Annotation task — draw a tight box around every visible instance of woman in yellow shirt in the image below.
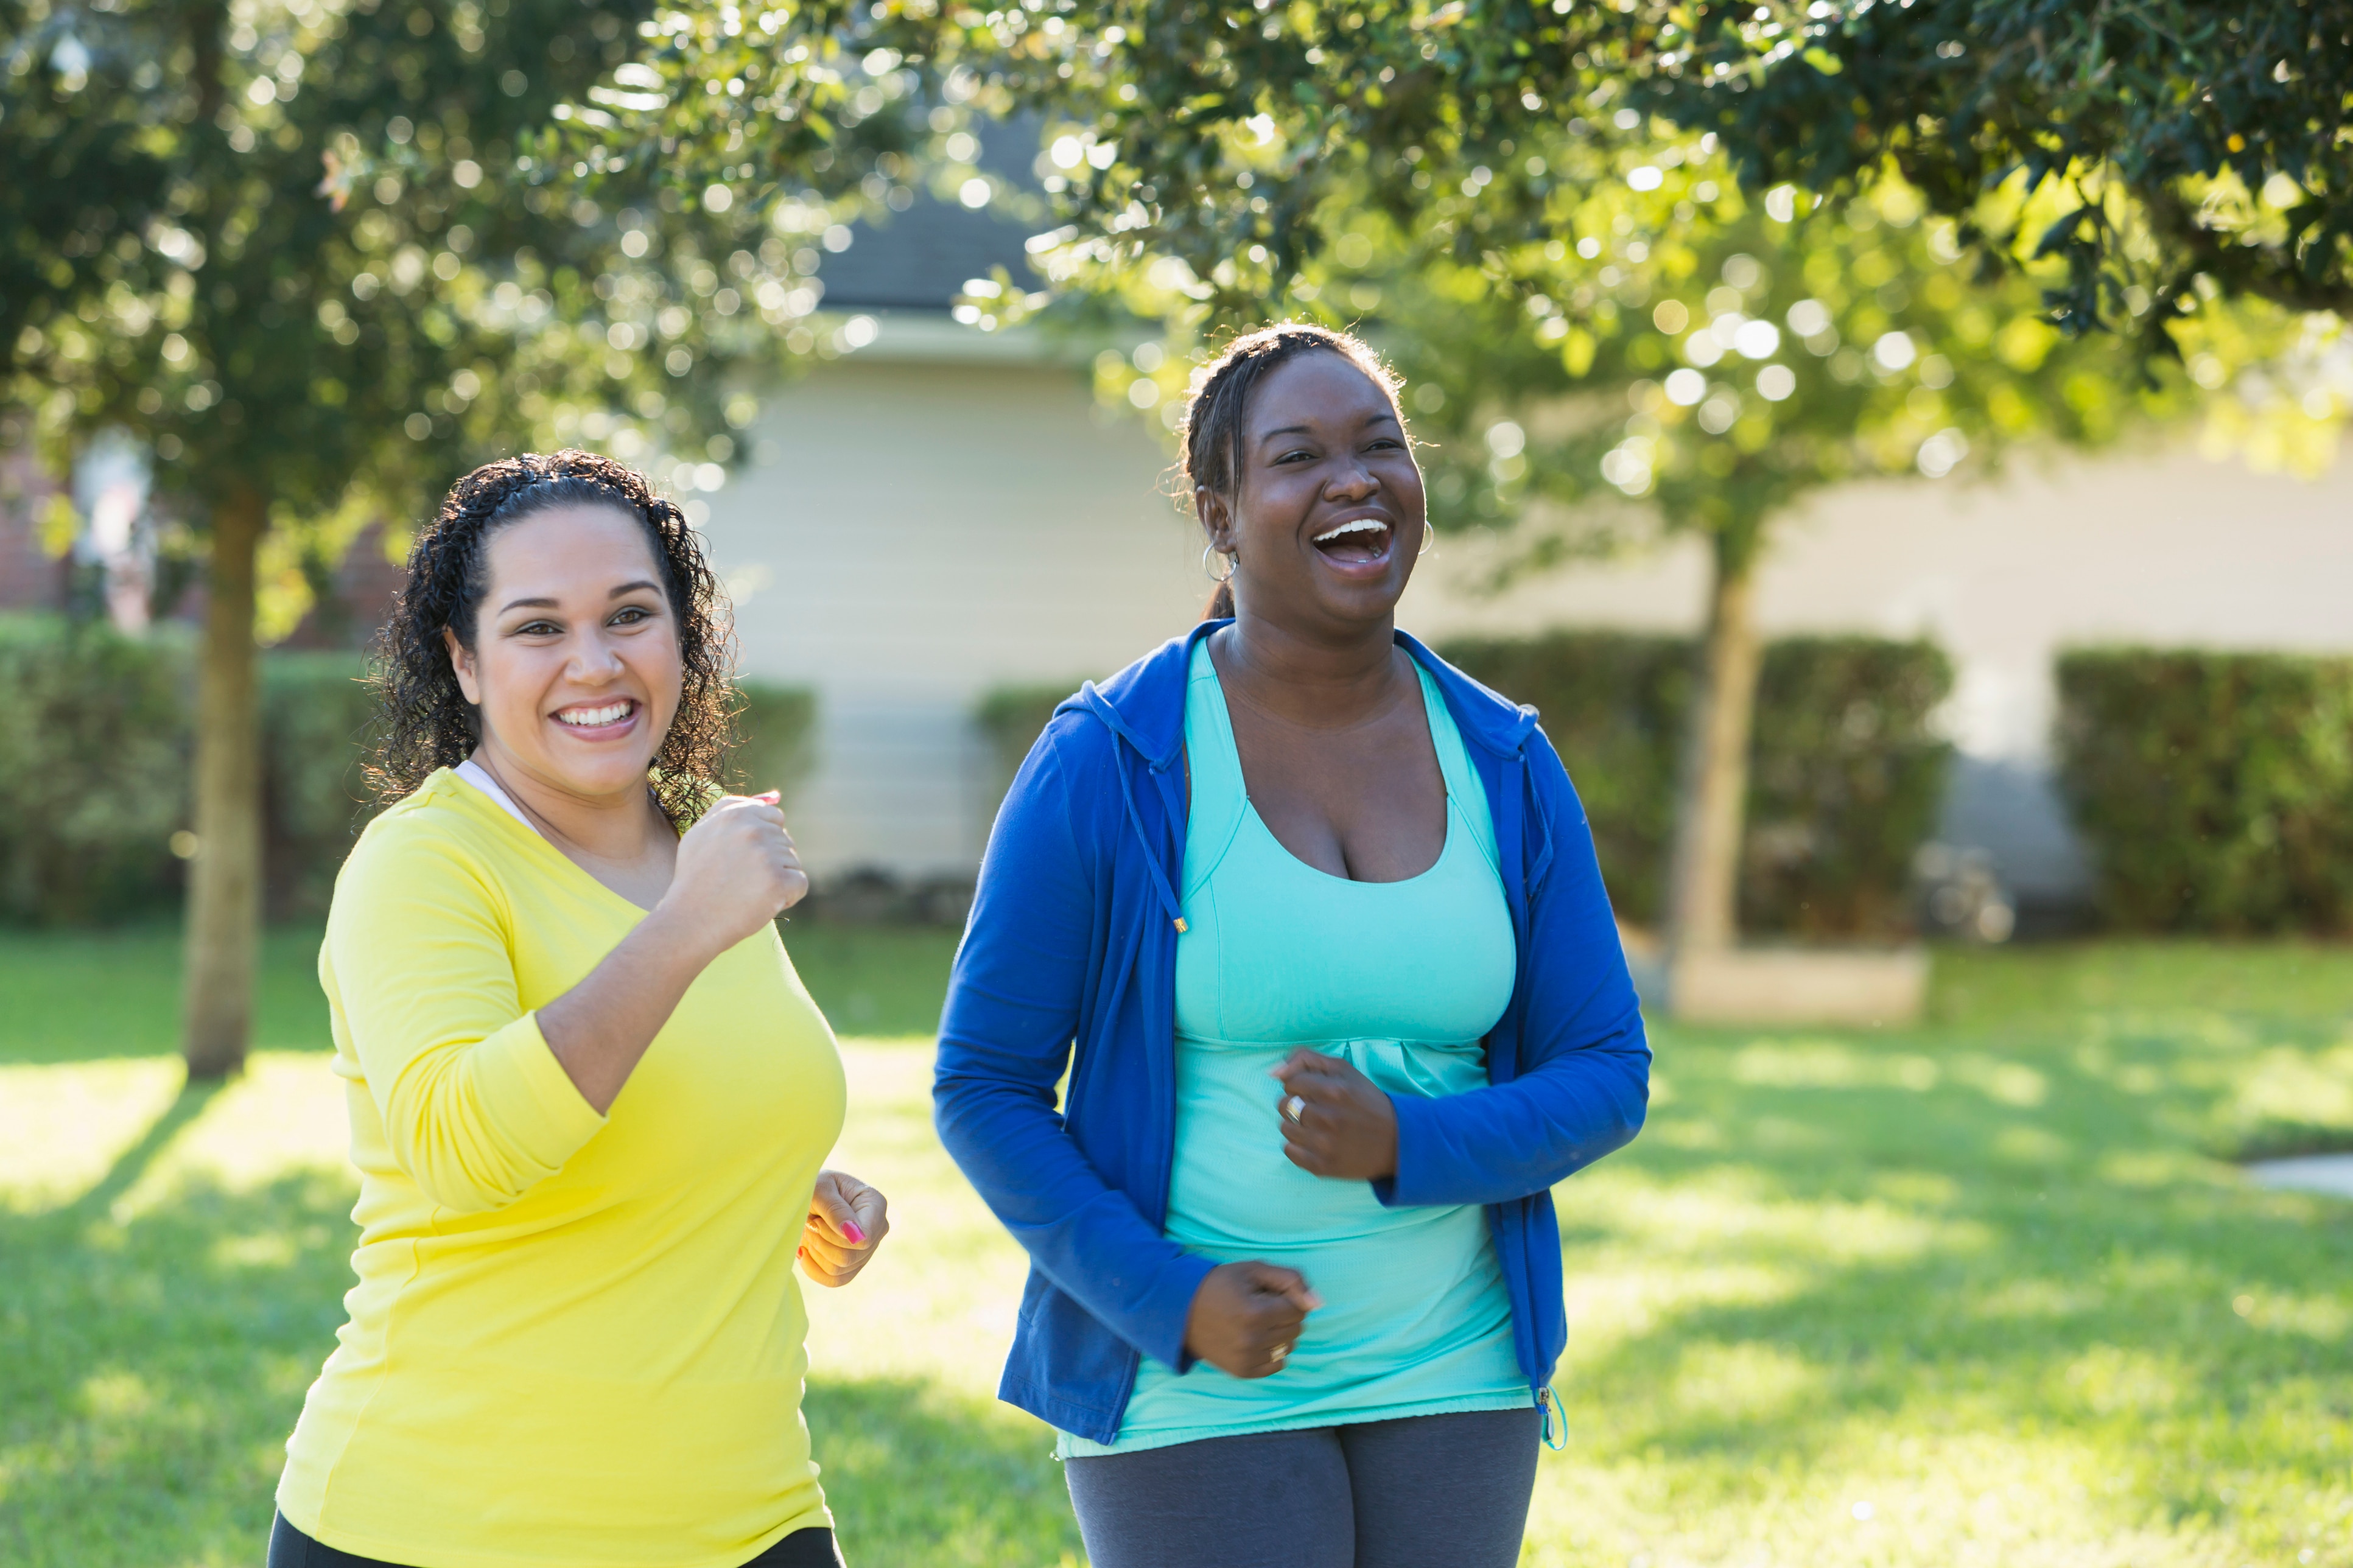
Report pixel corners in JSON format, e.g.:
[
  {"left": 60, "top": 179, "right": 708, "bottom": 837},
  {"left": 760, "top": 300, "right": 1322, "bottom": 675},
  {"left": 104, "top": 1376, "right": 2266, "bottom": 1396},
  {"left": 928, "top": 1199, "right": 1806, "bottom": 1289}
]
[{"left": 271, "top": 450, "right": 886, "bottom": 1568}]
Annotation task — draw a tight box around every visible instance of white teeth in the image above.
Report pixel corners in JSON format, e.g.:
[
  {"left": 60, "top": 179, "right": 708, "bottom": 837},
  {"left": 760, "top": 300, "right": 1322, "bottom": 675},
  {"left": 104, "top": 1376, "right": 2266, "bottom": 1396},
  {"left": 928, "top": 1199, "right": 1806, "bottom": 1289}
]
[
  {"left": 556, "top": 702, "right": 633, "bottom": 727},
  {"left": 1313, "top": 519, "right": 1389, "bottom": 543}
]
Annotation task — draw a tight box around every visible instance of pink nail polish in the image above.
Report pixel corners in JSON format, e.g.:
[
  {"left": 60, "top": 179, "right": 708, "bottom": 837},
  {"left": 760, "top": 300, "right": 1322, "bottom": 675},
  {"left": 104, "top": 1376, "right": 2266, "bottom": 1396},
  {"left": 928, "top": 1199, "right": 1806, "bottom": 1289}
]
[{"left": 843, "top": 1222, "right": 866, "bottom": 1244}]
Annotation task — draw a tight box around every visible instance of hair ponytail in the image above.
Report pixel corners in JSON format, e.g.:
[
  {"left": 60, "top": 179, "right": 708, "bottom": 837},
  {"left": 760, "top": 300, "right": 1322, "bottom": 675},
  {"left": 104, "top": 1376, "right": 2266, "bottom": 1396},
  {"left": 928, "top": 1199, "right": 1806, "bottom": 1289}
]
[{"left": 1202, "top": 579, "right": 1235, "bottom": 621}]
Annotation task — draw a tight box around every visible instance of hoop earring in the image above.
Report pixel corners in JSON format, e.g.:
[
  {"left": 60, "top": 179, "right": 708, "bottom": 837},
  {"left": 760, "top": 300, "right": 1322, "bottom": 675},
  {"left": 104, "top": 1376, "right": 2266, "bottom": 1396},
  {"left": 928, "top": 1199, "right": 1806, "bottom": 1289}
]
[
  {"left": 1203, "top": 544, "right": 1236, "bottom": 582},
  {"left": 1418, "top": 520, "right": 1436, "bottom": 556}
]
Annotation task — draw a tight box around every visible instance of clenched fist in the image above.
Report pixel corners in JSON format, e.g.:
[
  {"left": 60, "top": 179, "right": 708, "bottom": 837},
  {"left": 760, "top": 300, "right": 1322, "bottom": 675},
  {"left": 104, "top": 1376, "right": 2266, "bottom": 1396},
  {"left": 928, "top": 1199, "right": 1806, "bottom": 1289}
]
[
  {"left": 799, "top": 1169, "right": 890, "bottom": 1288},
  {"left": 1271, "top": 1048, "right": 1398, "bottom": 1181},
  {"left": 1183, "top": 1261, "right": 1322, "bottom": 1379},
  {"left": 660, "top": 790, "right": 807, "bottom": 957}
]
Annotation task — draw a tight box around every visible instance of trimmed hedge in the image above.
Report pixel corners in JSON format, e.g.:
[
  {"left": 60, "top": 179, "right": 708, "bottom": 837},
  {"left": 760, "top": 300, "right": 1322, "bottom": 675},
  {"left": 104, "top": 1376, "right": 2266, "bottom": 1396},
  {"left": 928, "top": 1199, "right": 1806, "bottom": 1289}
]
[
  {"left": 1429, "top": 632, "right": 1690, "bottom": 925},
  {"left": 727, "top": 682, "right": 821, "bottom": 803},
  {"left": 1741, "top": 637, "right": 1958, "bottom": 936},
  {"left": 0, "top": 615, "right": 190, "bottom": 923},
  {"left": 0, "top": 614, "right": 819, "bottom": 923},
  {"left": 262, "top": 654, "right": 380, "bottom": 915},
  {"left": 1445, "top": 632, "right": 1954, "bottom": 937},
  {"left": 257, "top": 671, "right": 820, "bottom": 915},
  {"left": 2055, "top": 649, "right": 2353, "bottom": 934},
  {"left": 975, "top": 632, "right": 1954, "bottom": 939},
  {"left": 976, "top": 683, "right": 1077, "bottom": 803}
]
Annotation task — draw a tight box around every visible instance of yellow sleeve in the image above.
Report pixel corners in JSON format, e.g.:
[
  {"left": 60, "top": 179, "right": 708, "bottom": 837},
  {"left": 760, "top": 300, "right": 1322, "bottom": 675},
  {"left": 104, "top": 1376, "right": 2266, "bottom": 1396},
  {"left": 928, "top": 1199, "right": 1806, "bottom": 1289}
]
[{"left": 326, "top": 814, "right": 606, "bottom": 1214}]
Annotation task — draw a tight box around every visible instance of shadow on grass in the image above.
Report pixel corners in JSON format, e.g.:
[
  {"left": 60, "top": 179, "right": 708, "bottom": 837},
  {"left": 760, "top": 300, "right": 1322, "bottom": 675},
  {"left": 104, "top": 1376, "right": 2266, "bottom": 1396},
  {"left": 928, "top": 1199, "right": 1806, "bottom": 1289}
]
[
  {"left": 1, "top": 1083, "right": 1079, "bottom": 1568},
  {"left": 807, "top": 1379, "right": 1081, "bottom": 1567},
  {"left": 1563, "top": 1013, "right": 2353, "bottom": 1534},
  {"left": 0, "top": 1083, "right": 354, "bottom": 1567},
  {"left": 60, "top": 1075, "right": 224, "bottom": 1220},
  {"left": 9, "top": 942, "right": 2351, "bottom": 1566}
]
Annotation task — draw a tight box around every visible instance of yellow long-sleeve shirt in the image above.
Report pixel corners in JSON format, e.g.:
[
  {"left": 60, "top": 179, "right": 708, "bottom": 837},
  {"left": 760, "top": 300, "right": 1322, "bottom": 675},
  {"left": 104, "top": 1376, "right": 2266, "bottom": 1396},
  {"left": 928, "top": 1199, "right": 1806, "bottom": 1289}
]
[{"left": 277, "top": 769, "right": 846, "bottom": 1568}]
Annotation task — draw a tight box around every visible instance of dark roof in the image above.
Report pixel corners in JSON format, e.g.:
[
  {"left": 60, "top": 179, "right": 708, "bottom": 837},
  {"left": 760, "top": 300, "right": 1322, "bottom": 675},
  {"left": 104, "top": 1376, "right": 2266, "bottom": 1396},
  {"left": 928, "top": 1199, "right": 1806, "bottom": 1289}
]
[{"left": 816, "top": 120, "right": 1043, "bottom": 313}]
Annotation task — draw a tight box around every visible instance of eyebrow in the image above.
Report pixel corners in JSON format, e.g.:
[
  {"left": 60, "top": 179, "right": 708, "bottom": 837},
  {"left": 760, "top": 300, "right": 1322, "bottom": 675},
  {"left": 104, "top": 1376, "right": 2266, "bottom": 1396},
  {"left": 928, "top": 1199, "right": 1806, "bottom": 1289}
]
[
  {"left": 497, "top": 581, "right": 664, "bottom": 615},
  {"left": 1255, "top": 411, "right": 1401, "bottom": 444}
]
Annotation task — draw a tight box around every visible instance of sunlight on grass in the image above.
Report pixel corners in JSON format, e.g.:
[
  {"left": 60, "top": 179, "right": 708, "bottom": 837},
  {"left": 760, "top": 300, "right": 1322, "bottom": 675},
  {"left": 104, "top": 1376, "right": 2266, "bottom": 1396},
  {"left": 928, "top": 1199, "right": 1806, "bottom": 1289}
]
[
  {"left": 107, "top": 1055, "right": 351, "bottom": 1219},
  {"left": 0, "top": 1058, "right": 183, "bottom": 1213},
  {"left": 2, "top": 936, "right": 2349, "bottom": 1567},
  {"left": 804, "top": 1045, "right": 1034, "bottom": 1398},
  {"left": 0, "top": 1054, "right": 352, "bottom": 1220},
  {"left": 2227, "top": 1038, "right": 2353, "bottom": 1153}
]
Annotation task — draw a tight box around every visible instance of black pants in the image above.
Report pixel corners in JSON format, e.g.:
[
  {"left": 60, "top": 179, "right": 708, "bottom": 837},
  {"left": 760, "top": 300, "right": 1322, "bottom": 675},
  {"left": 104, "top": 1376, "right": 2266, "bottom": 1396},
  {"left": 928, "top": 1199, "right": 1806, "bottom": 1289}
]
[
  {"left": 1062, "top": 1406, "right": 1542, "bottom": 1568},
  {"left": 266, "top": 1513, "right": 843, "bottom": 1568}
]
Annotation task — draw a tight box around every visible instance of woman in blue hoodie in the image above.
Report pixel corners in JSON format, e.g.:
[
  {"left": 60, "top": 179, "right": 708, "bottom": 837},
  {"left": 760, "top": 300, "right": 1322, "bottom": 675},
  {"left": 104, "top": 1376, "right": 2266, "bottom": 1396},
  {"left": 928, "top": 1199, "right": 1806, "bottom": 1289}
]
[{"left": 933, "top": 324, "right": 1649, "bottom": 1568}]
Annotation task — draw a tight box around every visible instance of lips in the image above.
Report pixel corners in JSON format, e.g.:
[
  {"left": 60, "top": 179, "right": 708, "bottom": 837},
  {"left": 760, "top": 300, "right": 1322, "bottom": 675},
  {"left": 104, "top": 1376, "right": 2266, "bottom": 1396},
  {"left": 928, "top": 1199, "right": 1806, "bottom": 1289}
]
[{"left": 1311, "top": 517, "right": 1394, "bottom": 566}]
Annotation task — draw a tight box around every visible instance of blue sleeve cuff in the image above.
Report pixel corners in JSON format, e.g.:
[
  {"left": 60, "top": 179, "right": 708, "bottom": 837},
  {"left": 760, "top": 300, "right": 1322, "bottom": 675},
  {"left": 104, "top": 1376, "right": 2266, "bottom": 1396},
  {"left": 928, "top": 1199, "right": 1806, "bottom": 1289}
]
[
  {"left": 1373, "top": 1090, "right": 1446, "bottom": 1208},
  {"left": 1141, "top": 1251, "right": 1221, "bottom": 1372}
]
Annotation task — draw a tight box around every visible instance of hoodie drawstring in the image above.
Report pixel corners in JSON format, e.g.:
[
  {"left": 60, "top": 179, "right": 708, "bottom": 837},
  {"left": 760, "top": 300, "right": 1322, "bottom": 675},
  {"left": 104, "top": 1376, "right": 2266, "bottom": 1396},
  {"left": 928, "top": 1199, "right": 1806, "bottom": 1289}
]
[{"left": 1112, "top": 746, "right": 1188, "bottom": 932}]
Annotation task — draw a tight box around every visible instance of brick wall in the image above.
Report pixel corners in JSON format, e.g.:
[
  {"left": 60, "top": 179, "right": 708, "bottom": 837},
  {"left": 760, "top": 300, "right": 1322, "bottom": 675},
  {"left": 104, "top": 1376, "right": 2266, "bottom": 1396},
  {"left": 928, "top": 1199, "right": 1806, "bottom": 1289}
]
[{"left": 278, "top": 520, "right": 407, "bottom": 650}]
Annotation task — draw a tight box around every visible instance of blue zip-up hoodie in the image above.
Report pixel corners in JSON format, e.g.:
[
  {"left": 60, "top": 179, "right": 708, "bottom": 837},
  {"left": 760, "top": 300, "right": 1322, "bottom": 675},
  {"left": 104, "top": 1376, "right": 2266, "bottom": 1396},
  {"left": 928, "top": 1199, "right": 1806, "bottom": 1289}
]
[{"left": 933, "top": 621, "right": 1650, "bottom": 1445}]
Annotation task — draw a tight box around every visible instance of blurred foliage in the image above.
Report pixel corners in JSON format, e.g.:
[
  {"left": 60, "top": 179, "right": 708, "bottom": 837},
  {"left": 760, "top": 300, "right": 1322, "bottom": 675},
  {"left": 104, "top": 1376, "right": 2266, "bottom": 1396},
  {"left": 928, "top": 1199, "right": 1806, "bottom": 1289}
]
[
  {"left": 0, "top": 628, "right": 378, "bottom": 922},
  {"left": 0, "top": 0, "right": 899, "bottom": 634},
  {"left": 1741, "top": 635, "right": 1953, "bottom": 937},
  {"left": 0, "top": 614, "right": 188, "bottom": 924},
  {"left": 1440, "top": 631, "right": 1688, "bottom": 919},
  {"left": 1625, "top": 3, "right": 2353, "bottom": 346},
  {"left": 973, "top": 679, "right": 1077, "bottom": 803},
  {"left": 1089, "top": 167, "right": 2214, "bottom": 578},
  {"left": 973, "top": 634, "right": 1950, "bottom": 938},
  {"left": 725, "top": 679, "right": 819, "bottom": 803},
  {"left": 629, "top": 1, "right": 2353, "bottom": 345},
  {"left": 259, "top": 653, "right": 376, "bottom": 915},
  {"left": 1444, "top": 632, "right": 1951, "bottom": 936},
  {"left": 619, "top": 2, "right": 2350, "bottom": 562},
  {"left": 2055, "top": 648, "right": 2353, "bottom": 936},
  {"left": 0, "top": 617, "right": 819, "bottom": 922}
]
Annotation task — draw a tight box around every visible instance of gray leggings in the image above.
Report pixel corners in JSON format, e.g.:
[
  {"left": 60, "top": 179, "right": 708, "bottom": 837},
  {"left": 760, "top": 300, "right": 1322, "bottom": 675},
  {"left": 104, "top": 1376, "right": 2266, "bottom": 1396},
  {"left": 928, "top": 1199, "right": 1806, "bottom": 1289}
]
[{"left": 1063, "top": 1407, "right": 1541, "bottom": 1568}]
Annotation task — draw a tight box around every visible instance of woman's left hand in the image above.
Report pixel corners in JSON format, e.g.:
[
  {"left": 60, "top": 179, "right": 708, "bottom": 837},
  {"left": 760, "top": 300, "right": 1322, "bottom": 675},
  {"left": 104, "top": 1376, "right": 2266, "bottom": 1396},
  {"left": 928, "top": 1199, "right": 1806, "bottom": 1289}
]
[
  {"left": 1271, "top": 1049, "right": 1399, "bottom": 1181},
  {"left": 799, "top": 1169, "right": 889, "bottom": 1288}
]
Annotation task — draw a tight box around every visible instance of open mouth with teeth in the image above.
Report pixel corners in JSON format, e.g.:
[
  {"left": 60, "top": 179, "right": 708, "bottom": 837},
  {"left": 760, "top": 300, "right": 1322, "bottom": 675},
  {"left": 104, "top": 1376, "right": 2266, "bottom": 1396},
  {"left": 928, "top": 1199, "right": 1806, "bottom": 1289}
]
[
  {"left": 1311, "top": 517, "right": 1394, "bottom": 566},
  {"left": 551, "top": 698, "right": 639, "bottom": 734}
]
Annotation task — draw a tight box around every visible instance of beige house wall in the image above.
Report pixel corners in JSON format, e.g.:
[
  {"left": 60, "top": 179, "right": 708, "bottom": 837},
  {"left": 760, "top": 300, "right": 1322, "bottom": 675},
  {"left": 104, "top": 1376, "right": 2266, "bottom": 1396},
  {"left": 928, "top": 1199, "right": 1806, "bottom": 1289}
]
[
  {"left": 701, "top": 317, "right": 2353, "bottom": 895},
  {"left": 698, "top": 329, "right": 1202, "bottom": 880}
]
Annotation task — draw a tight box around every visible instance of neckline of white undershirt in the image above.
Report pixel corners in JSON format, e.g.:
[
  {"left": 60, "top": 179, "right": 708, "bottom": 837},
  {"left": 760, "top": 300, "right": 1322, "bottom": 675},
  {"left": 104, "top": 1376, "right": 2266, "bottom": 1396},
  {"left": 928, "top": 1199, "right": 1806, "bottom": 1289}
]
[{"left": 455, "top": 758, "right": 544, "bottom": 839}]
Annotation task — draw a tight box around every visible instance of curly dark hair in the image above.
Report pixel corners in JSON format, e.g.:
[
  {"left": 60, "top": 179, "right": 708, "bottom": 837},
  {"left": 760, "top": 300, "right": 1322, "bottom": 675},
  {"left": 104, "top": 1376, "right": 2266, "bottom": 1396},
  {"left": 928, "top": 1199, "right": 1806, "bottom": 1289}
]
[
  {"left": 366, "top": 450, "right": 738, "bottom": 825},
  {"left": 1176, "top": 323, "right": 1407, "bottom": 621}
]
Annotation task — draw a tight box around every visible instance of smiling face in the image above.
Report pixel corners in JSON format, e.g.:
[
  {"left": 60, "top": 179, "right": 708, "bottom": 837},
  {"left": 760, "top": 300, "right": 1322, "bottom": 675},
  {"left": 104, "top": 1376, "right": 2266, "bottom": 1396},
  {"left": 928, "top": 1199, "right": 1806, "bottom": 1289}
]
[
  {"left": 1198, "top": 350, "right": 1426, "bottom": 635},
  {"left": 444, "top": 503, "right": 685, "bottom": 805}
]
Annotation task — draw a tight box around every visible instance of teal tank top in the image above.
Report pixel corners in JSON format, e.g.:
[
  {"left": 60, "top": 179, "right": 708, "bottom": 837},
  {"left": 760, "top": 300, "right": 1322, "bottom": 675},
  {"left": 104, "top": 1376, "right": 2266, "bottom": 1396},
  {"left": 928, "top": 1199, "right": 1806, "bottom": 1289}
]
[{"left": 1059, "top": 637, "right": 1527, "bottom": 1457}]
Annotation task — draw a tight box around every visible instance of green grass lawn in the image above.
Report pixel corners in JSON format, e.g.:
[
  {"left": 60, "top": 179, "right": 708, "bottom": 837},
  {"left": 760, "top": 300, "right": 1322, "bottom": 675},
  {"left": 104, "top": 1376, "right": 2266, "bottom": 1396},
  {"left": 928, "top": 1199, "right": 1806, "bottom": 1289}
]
[
  {"left": 0, "top": 919, "right": 961, "bottom": 1065},
  {"left": 2, "top": 930, "right": 2348, "bottom": 1567}
]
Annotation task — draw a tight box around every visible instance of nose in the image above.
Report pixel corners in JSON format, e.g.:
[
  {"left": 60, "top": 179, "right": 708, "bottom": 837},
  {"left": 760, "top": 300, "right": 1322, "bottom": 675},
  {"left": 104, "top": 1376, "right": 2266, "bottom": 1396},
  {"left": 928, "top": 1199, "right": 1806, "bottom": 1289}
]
[
  {"left": 567, "top": 626, "right": 627, "bottom": 684},
  {"left": 1324, "top": 458, "right": 1380, "bottom": 501}
]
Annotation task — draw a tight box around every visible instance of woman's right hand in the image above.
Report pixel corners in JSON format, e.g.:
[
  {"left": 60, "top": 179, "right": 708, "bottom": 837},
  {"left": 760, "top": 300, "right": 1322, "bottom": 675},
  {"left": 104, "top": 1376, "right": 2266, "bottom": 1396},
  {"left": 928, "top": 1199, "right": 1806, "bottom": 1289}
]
[
  {"left": 1182, "top": 1261, "right": 1322, "bottom": 1379},
  {"left": 659, "top": 791, "right": 808, "bottom": 955}
]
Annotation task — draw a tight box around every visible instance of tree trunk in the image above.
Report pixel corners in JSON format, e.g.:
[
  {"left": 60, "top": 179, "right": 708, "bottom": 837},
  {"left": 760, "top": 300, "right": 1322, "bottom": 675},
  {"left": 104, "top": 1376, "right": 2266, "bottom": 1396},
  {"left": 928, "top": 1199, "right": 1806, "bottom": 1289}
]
[
  {"left": 1664, "top": 530, "right": 1764, "bottom": 959},
  {"left": 182, "top": 486, "right": 265, "bottom": 1080}
]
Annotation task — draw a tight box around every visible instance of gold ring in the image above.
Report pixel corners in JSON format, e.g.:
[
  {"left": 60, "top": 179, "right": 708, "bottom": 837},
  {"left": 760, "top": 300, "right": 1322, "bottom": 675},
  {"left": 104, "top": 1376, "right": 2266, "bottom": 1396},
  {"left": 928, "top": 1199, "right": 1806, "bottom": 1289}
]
[
  {"left": 1283, "top": 1094, "right": 1307, "bottom": 1124},
  {"left": 1270, "top": 1343, "right": 1290, "bottom": 1363}
]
